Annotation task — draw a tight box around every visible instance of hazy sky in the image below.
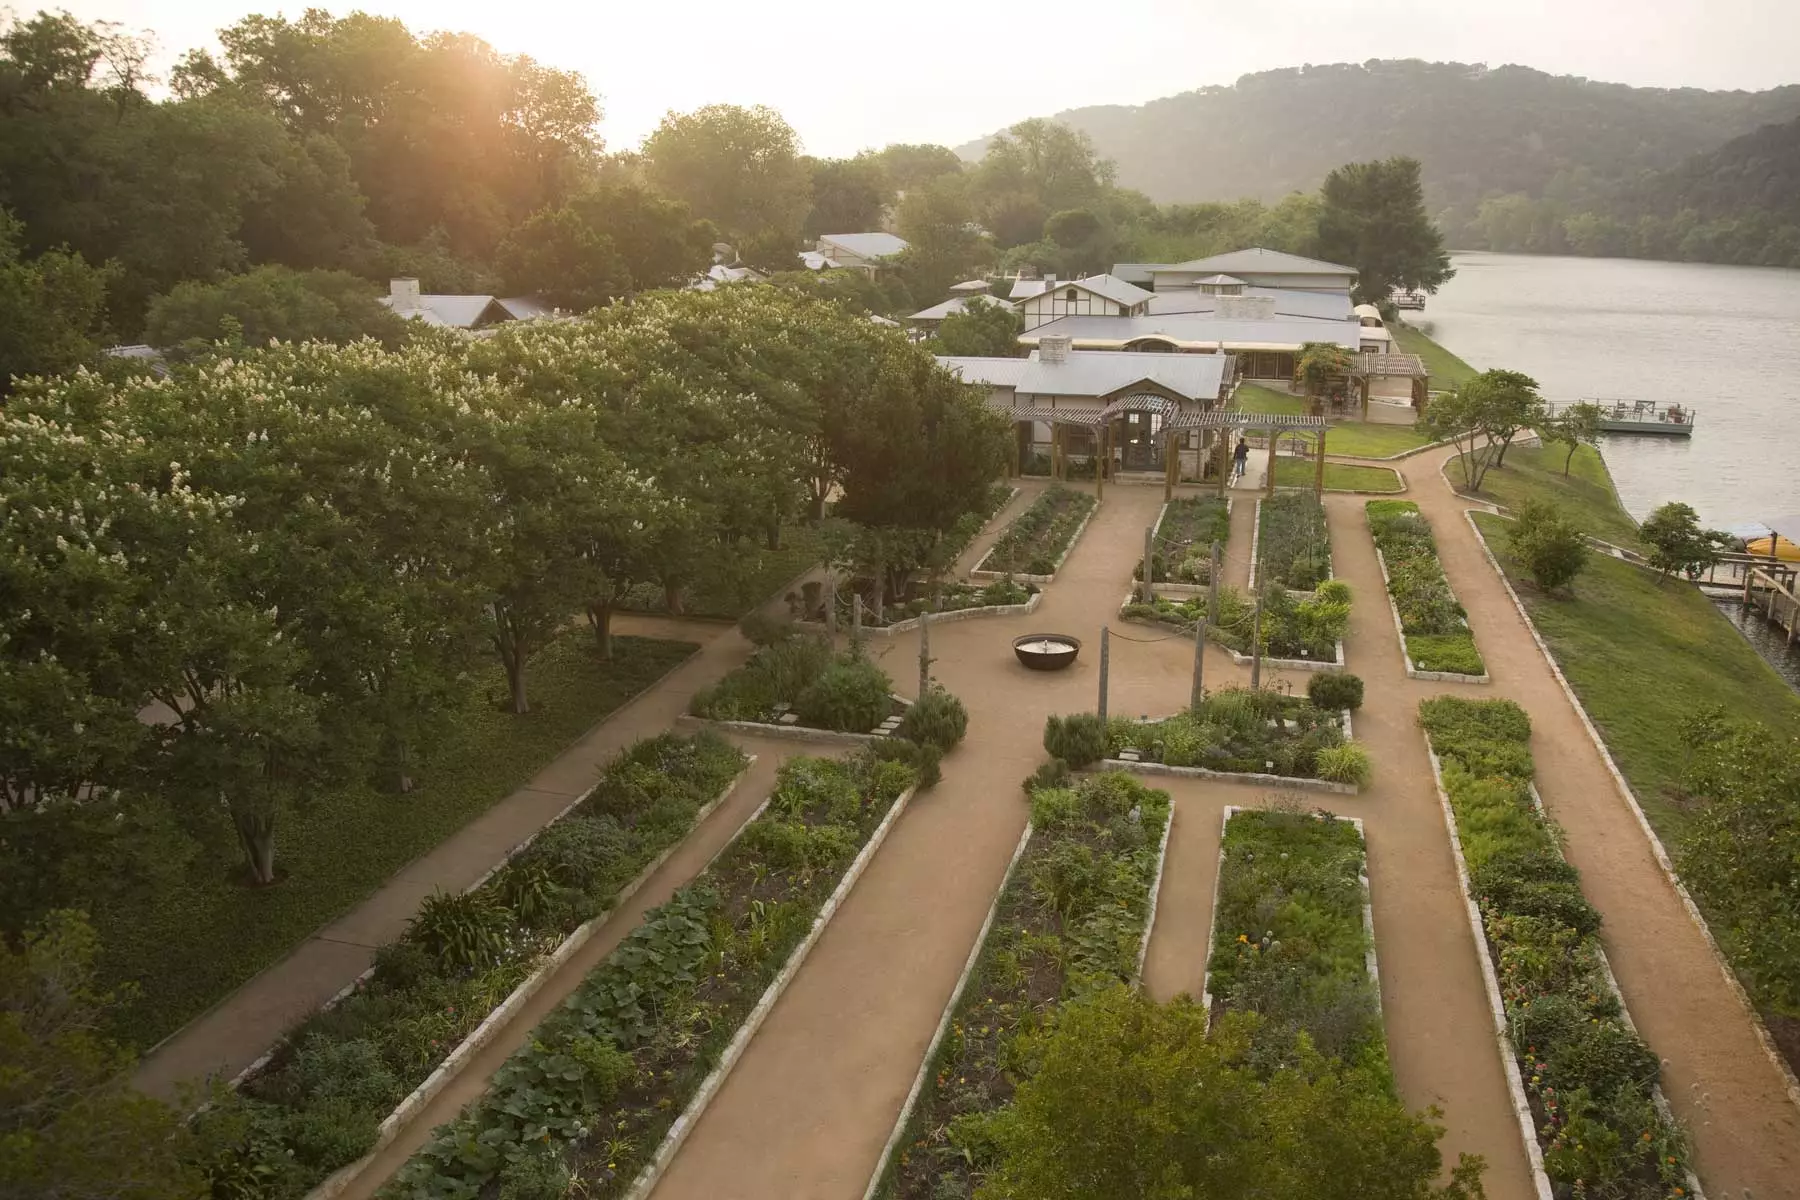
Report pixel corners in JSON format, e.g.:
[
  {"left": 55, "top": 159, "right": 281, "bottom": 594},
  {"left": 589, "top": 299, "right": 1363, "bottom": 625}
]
[{"left": 55, "top": 0, "right": 1800, "bottom": 157}]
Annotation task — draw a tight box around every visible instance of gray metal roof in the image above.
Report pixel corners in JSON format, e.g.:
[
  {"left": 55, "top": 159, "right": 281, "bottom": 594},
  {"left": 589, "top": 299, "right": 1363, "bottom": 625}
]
[
  {"left": 949, "top": 279, "right": 993, "bottom": 294},
  {"left": 938, "top": 356, "right": 1032, "bottom": 388},
  {"left": 818, "top": 232, "right": 909, "bottom": 260},
  {"left": 1157, "top": 247, "right": 1357, "bottom": 276},
  {"left": 1009, "top": 279, "right": 1050, "bottom": 300},
  {"left": 1022, "top": 312, "right": 1362, "bottom": 352},
  {"left": 1197, "top": 274, "right": 1246, "bottom": 286},
  {"left": 1069, "top": 273, "right": 1155, "bottom": 307},
  {"left": 940, "top": 349, "right": 1231, "bottom": 401},
  {"left": 910, "top": 295, "right": 1014, "bottom": 322},
  {"left": 1110, "top": 263, "right": 1160, "bottom": 286},
  {"left": 1148, "top": 286, "right": 1350, "bottom": 321},
  {"left": 497, "top": 295, "right": 554, "bottom": 320},
  {"left": 380, "top": 294, "right": 513, "bottom": 328}
]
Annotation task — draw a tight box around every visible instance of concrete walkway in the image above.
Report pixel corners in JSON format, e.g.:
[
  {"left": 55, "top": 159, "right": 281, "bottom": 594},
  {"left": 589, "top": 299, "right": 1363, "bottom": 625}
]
[{"left": 133, "top": 613, "right": 760, "bottom": 1100}]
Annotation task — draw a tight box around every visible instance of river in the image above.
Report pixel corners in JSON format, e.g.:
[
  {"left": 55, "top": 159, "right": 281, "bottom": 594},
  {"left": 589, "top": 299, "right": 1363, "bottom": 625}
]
[{"left": 1414, "top": 251, "right": 1799, "bottom": 531}]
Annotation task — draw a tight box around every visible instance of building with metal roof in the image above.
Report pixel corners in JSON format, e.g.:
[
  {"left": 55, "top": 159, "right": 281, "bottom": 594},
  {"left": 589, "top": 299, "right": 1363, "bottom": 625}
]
[
  {"left": 804, "top": 232, "right": 909, "bottom": 275},
  {"left": 380, "top": 278, "right": 556, "bottom": 329},
  {"left": 909, "top": 294, "right": 1016, "bottom": 327},
  {"left": 1013, "top": 274, "right": 1155, "bottom": 331},
  {"left": 1111, "top": 247, "right": 1359, "bottom": 295}
]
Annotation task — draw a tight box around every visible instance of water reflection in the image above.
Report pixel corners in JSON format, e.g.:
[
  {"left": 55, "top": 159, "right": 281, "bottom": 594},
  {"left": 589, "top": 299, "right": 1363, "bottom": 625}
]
[{"left": 1709, "top": 597, "right": 1800, "bottom": 694}]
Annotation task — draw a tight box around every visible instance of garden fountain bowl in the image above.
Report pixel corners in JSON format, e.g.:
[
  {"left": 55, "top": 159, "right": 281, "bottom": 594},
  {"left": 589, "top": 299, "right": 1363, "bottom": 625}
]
[{"left": 1014, "top": 633, "right": 1081, "bottom": 671}]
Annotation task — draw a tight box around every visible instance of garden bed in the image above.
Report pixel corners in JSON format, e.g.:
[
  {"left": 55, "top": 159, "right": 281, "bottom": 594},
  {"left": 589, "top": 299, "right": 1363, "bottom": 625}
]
[
  {"left": 1120, "top": 578, "right": 1350, "bottom": 672},
  {"left": 384, "top": 752, "right": 919, "bottom": 1200},
  {"left": 688, "top": 634, "right": 909, "bottom": 738},
  {"left": 970, "top": 485, "right": 1098, "bottom": 582},
  {"left": 1420, "top": 696, "right": 1698, "bottom": 1200},
  {"left": 202, "top": 733, "right": 750, "bottom": 1200},
  {"left": 1248, "top": 490, "right": 1333, "bottom": 594},
  {"left": 1368, "top": 500, "right": 1489, "bottom": 682},
  {"left": 867, "top": 772, "right": 1172, "bottom": 1200},
  {"left": 1099, "top": 688, "right": 1369, "bottom": 793},
  {"left": 1133, "top": 495, "right": 1232, "bottom": 596},
  {"left": 805, "top": 577, "right": 1040, "bottom": 638}
]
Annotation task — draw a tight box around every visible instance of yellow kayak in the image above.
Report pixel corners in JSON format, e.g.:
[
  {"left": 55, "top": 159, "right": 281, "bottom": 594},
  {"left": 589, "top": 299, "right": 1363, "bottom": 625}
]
[{"left": 1745, "top": 534, "right": 1800, "bottom": 561}]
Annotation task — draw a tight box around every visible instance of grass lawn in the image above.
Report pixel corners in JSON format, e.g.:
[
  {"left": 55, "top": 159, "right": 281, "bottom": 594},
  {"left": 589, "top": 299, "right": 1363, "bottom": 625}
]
[
  {"left": 1473, "top": 512, "right": 1800, "bottom": 835},
  {"left": 1235, "top": 383, "right": 1307, "bottom": 415},
  {"left": 100, "top": 632, "right": 699, "bottom": 1048},
  {"left": 1321, "top": 421, "right": 1436, "bottom": 458},
  {"left": 1393, "top": 323, "right": 1478, "bottom": 388},
  {"left": 1454, "top": 443, "right": 1644, "bottom": 551},
  {"left": 620, "top": 523, "right": 822, "bottom": 619},
  {"left": 1273, "top": 458, "right": 1403, "bottom": 492}
]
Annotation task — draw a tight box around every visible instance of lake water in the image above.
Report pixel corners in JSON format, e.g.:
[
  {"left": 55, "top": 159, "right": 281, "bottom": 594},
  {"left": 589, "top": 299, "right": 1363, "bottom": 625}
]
[{"left": 1415, "top": 251, "right": 1799, "bottom": 531}]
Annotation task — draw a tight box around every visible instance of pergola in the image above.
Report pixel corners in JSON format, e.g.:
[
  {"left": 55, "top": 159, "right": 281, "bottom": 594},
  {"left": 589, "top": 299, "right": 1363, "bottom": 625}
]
[
  {"left": 988, "top": 393, "right": 1333, "bottom": 499},
  {"left": 1349, "top": 352, "right": 1430, "bottom": 415}
]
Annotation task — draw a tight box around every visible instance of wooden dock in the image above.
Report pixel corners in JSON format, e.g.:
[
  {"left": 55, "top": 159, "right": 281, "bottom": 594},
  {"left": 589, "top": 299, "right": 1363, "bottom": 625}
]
[{"left": 1741, "top": 562, "right": 1799, "bottom": 646}]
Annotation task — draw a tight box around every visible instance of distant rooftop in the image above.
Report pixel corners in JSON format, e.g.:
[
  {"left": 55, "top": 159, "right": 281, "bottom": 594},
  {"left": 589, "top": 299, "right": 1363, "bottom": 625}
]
[
  {"left": 1155, "top": 247, "right": 1357, "bottom": 276},
  {"left": 817, "top": 231, "right": 910, "bottom": 260},
  {"left": 939, "top": 347, "right": 1232, "bottom": 402}
]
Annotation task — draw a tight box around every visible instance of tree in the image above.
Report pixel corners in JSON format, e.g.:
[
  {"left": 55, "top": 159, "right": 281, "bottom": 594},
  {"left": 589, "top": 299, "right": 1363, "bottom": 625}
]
[
  {"left": 568, "top": 182, "right": 713, "bottom": 292},
  {"left": 872, "top": 143, "right": 964, "bottom": 191},
  {"left": 0, "top": 212, "right": 113, "bottom": 396},
  {"left": 495, "top": 206, "right": 628, "bottom": 312},
  {"left": 1314, "top": 157, "right": 1454, "bottom": 307},
  {"left": 1537, "top": 401, "right": 1602, "bottom": 474},
  {"left": 1469, "top": 369, "right": 1546, "bottom": 466},
  {"left": 1427, "top": 369, "right": 1546, "bottom": 490},
  {"left": 1639, "top": 501, "right": 1729, "bottom": 580},
  {"left": 642, "top": 104, "right": 811, "bottom": 242},
  {"left": 976, "top": 985, "right": 1484, "bottom": 1200},
  {"left": 143, "top": 265, "right": 406, "bottom": 351},
  {"left": 804, "top": 154, "right": 892, "bottom": 237},
  {"left": 975, "top": 118, "right": 1114, "bottom": 216},
  {"left": 1508, "top": 498, "right": 1590, "bottom": 592},
  {"left": 1294, "top": 342, "right": 1354, "bottom": 400},
  {"left": 931, "top": 297, "right": 1023, "bottom": 357},
  {"left": 895, "top": 174, "right": 987, "bottom": 302},
  {"left": 0, "top": 910, "right": 206, "bottom": 1199}
]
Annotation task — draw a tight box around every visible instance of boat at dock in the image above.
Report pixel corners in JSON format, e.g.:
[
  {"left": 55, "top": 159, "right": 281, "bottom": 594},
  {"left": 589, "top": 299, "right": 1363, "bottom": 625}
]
[
  {"left": 1390, "top": 287, "right": 1426, "bottom": 310},
  {"left": 1548, "top": 398, "right": 1697, "bottom": 437}
]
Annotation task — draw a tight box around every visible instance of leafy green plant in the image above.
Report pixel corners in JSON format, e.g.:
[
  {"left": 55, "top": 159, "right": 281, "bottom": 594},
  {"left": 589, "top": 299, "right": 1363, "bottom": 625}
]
[
  {"left": 1257, "top": 490, "right": 1331, "bottom": 590},
  {"left": 796, "top": 656, "right": 894, "bottom": 732},
  {"left": 1314, "top": 742, "right": 1372, "bottom": 788},
  {"left": 870, "top": 737, "right": 943, "bottom": 789},
  {"left": 1508, "top": 498, "right": 1590, "bottom": 592},
  {"left": 896, "top": 687, "right": 969, "bottom": 752},
  {"left": 406, "top": 889, "right": 512, "bottom": 971},
  {"left": 1307, "top": 671, "right": 1365, "bottom": 711},
  {"left": 1368, "top": 500, "right": 1486, "bottom": 676},
  {"left": 1134, "top": 496, "right": 1230, "bottom": 582},
  {"left": 1043, "top": 713, "right": 1108, "bottom": 768},
  {"left": 980, "top": 486, "right": 1096, "bottom": 575},
  {"left": 493, "top": 862, "right": 558, "bottom": 929}
]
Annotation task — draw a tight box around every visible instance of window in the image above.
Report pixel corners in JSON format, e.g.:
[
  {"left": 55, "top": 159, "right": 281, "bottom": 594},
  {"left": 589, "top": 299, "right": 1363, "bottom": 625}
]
[{"left": 1065, "top": 287, "right": 1079, "bottom": 301}]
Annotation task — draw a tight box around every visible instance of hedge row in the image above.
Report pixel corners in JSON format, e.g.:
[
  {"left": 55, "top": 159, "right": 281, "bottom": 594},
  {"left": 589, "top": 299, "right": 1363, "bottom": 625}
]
[
  {"left": 384, "top": 752, "right": 917, "bottom": 1199},
  {"left": 194, "top": 732, "right": 747, "bottom": 1199},
  {"left": 1367, "top": 500, "right": 1486, "bottom": 677},
  {"left": 1420, "top": 696, "right": 1691, "bottom": 1197},
  {"left": 874, "top": 772, "right": 1171, "bottom": 1199},
  {"left": 977, "top": 485, "right": 1095, "bottom": 575}
]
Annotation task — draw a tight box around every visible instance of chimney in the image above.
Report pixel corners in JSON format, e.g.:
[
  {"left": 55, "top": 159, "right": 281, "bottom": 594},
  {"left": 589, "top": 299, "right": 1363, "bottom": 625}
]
[
  {"left": 389, "top": 277, "right": 421, "bottom": 310},
  {"left": 1039, "top": 334, "right": 1072, "bottom": 364}
]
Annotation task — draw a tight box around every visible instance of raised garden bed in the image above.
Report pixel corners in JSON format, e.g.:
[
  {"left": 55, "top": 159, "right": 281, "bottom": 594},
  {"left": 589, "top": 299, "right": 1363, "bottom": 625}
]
[
  {"left": 970, "top": 485, "right": 1098, "bottom": 582},
  {"left": 807, "top": 577, "right": 1040, "bottom": 638},
  {"left": 1133, "top": 495, "right": 1231, "bottom": 595},
  {"left": 1249, "top": 490, "right": 1333, "bottom": 594},
  {"left": 199, "top": 733, "right": 750, "bottom": 1200},
  {"left": 1368, "top": 500, "right": 1489, "bottom": 681},
  {"left": 1120, "top": 578, "right": 1350, "bottom": 672},
  {"left": 689, "top": 636, "right": 908, "bottom": 739},
  {"left": 1100, "top": 688, "right": 1369, "bottom": 793},
  {"left": 385, "top": 752, "right": 918, "bottom": 1200},
  {"left": 1420, "top": 696, "right": 1697, "bottom": 1200},
  {"left": 867, "top": 772, "right": 1172, "bottom": 1200}
]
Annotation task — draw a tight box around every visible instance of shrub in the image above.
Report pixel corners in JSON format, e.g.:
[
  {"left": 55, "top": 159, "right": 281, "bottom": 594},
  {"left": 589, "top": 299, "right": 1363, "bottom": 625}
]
[
  {"left": 1023, "top": 758, "right": 1071, "bottom": 794},
  {"left": 516, "top": 814, "right": 628, "bottom": 892},
  {"left": 796, "top": 656, "right": 894, "bottom": 731},
  {"left": 737, "top": 610, "right": 795, "bottom": 647},
  {"left": 1043, "top": 713, "right": 1108, "bottom": 768},
  {"left": 1314, "top": 742, "right": 1372, "bottom": 788},
  {"left": 896, "top": 687, "right": 969, "bottom": 751},
  {"left": 405, "top": 889, "right": 512, "bottom": 970},
  {"left": 1509, "top": 498, "right": 1591, "bottom": 592},
  {"left": 1306, "top": 671, "right": 1364, "bottom": 711},
  {"left": 871, "top": 737, "right": 943, "bottom": 789}
]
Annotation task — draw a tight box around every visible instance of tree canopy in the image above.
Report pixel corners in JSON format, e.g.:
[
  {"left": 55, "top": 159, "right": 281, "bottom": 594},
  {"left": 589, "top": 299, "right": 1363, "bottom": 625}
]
[{"left": 1315, "top": 157, "right": 1454, "bottom": 305}]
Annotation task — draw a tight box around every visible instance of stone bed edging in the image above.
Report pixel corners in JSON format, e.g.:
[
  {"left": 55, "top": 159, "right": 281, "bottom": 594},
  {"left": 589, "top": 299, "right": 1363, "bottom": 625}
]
[
  {"left": 796, "top": 588, "right": 1041, "bottom": 639},
  {"left": 1199, "top": 807, "right": 1375, "bottom": 1020},
  {"left": 1247, "top": 496, "right": 1336, "bottom": 597},
  {"left": 1098, "top": 757, "right": 1358, "bottom": 795},
  {"left": 1116, "top": 590, "right": 1346, "bottom": 674},
  {"left": 860, "top": 782, "right": 1176, "bottom": 1200},
  {"left": 1464, "top": 509, "right": 1800, "bottom": 1114},
  {"left": 626, "top": 781, "right": 921, "bottom": 1200},
  {"left": 1423, "top": 746, "right": 1556, "bottom": 1200},
  {"left": 1133, "top": 496, "right": 1233, "bottom": 600},
  {"left": 301, "top": 760, "right": 757, "bottom": 1200},
  {"left": 970, "top": 494, "right": 1101, "bottom": 584},
  {"left": 1373, "top": 544, "right": 1492, "bottom": 684}
]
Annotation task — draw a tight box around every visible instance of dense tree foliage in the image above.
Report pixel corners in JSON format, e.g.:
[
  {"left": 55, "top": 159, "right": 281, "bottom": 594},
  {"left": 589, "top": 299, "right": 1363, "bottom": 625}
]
[
  {"left": 0, "top": 210, "right": 113, "bottom": 394},
  {"left": 143, "top": 265, "right": 407, "bottom": 351},
  {"left": 1315, "top": 157, "right": 1453, "bottom": 303},
  {"left": 642, "top": 104, "right": 810, "bottom": 244},
  {"left": 930, "top": 297, "right": 1024, "bottom": 357}
]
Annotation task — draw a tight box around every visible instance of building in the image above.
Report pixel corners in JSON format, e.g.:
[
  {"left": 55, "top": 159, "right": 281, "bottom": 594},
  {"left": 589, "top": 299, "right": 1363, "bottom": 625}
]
[
  {"left": 800, "top": 232, "right": 910, "bottom": 275},
  {"left": 689, "top": 262, "right": 767, "bottom": 292},
  {"left": 1113, "top": 247, "right": 1359, "bottom": 294},
  {"left": 1009, "top": 274, "right": 1155, "bottom": 331},
  {"left": 907, "top": 293, "right": 1015, "bottom": 333},
  {"left": 380, "top": 278, "right": 550, "bottom": 329},
  {"left": 939, "top": 335, "right": 1239, "bottom": 483}
]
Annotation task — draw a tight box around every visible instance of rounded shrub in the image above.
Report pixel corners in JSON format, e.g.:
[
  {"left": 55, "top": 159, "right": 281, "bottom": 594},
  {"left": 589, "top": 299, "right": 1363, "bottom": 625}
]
[
  {"left": 1043, "top": 712, "right": 1108, "bottom": 769},
  {"left": 1023, "top": 757, "right": 1072, "bottom": 795},
  {"left": 796, "top": 656, "right": 893, "bottom": 732},
  {"left": 870, "top": 737, "right": 943, "bottom": 789},
  {"left": 896, "top": 687, "right": 969, "bottom": 751},
  {"left": 1306, "top": 671, "right": 1365, "bottom": 712},
  {"left": 1314, "top": 742, "right": 1372, "bottom": 789}
]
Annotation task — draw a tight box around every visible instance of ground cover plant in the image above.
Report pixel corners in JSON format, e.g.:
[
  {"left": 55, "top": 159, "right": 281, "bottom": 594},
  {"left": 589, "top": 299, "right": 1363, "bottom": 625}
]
[
  {"left": 383, "top": 752, "right": 916, "bottom": 1199},
  {"left": 1367, "top": 500, "right": 1486, "bottom": 676},
  {"left": 1123, "top": 580, "right": 1352, "bottom": 663},
  {"left": 874, "top": 773, "right": 1171, "bottom": 1199},
  {"left": 1420, "top": 696, "right": 1691, "bottom": 1196},
  {"left": 1256, "top": 490, "right": 1332, "bottom": 591},
  {"left": 187, "top": 733, "right": 747, "bottom": 1198},
  {"left": 1393, "top": 323, "right": 1478, "bottom": 389},
  {"left": 1135, "top": 495, "right": 1231, "bottom": 584},
  {"left": 1464, "top": 443, "right": 1645, "bottom": 552},
  {"left": 1272, "top": 457, "right": 1405, "bottom": 491},
  {"left": 1103, "top": 687, "right": 1370, "bottom": 788},
  {"left": 1316, "top": 420, "right": 1437, "bottom": 459},
  {"left": 689, "top": 631, "right": 899, "bottom": 732},
  {"left": 976, "top": 486, "right": 1096, "bottom": 575},
  {"left": 617, "top": 524, "right": 824, "bottom": 619}
]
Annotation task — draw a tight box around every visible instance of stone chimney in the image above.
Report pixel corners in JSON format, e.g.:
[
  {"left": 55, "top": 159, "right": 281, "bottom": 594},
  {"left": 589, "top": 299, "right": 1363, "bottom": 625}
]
[
  {"left": 389, "top": 277, "right": 422, "bottom": 310},
  {"left": 1216, "top": 295, "right": 1276, "bottom": 321},
  {"left": 1039, "top": 334, "right": 1073, "bottom": 364}
]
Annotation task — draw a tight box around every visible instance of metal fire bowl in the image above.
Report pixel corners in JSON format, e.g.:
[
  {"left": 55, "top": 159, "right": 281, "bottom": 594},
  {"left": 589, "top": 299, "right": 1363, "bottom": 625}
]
[{"left": 1013, "top": 633, "right": 1082, "bottom": 671}]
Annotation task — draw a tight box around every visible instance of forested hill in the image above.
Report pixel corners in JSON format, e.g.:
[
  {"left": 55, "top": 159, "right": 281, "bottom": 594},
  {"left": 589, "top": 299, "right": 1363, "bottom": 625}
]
[
  {"left": 1633, "top": 113, "right": 1800, "bottom": 222},
  {"left": 960, "top": 61, "right": 1800, "bottom": 212}
]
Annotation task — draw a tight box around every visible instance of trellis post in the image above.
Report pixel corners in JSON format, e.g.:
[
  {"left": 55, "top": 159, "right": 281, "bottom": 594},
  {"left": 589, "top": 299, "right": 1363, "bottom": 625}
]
[
  {"left": 1250, "top": 587, "right": 1264, "bottom": 690},
  {"left": 1142, "top": 524, "right": 1155, "bottom": 605},
  {"left": 918, "top": 609, "right": 931, "bottom": 697},
  {"left": 1098, "top": 626, "right": 1110, "bottom": 722},
  {"left": 1096, "top": 420, "right": 1107, "bottom": 501},
  {"left": 1314, "top": 425, "right": 1327, "bottom": 499}
]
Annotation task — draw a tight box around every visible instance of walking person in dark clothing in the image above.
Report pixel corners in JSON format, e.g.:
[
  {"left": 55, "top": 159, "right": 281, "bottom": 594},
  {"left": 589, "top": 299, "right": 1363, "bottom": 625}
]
[{"left": 1231, "top": 437, "right": 1250, "bottom": 483}]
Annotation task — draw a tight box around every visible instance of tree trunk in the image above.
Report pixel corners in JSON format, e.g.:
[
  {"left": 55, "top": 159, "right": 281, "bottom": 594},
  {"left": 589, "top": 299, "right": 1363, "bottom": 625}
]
[
  {"left": 766, "top": 519, "right": 781, "bottom": 551},
  {"left": 233, "top": 808, "right": 278, "bottom": 885},
  {"left": 587, "top": 601, "right": 614, "bottom": 660},
  {"left": 872, "top": 566, "right": 886, "bottom": 624},
  {"left": 506, "top": 658, "right": 530, "bottom": 714},
  {"left": 1564, "top": 445, "right": 1577, "bottom": 475},
  {"left": 380, "top": 734, "right": 415, "bottom": 794},
  {"left": 663, "top": 581, "right": 684, "bottom": 615}
]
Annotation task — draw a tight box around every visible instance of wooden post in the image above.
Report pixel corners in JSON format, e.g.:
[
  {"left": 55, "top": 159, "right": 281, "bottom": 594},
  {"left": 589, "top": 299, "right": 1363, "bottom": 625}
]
[
  {"left": 1098, "top": 626, "right": 1110, "bottom": 723},
  {"left": 1208, "top": 540, "right": 1222, "bottom": 627},
  {"left": 1011, "top": 423, "right": 1021, "bottom": 478},
  {"left": 919, "top": 609, "right": 931, "bottom": 697},
  {"left": 1096, "top": 421, "right": 1107, "bottom": 501},
  {"left": 1265, "top": 432, "right": 1278, "bottom": 497},
  {"left": 1163, "top": 430, "right": 1176, "bottom": 501},
  {"left": 1314, "top": 426, "right": 1327, "bottom": 499},
  {"left": 1142, "top": 523, "right": 1155, "bottom": 605},
  {"left": 825, "top": 567, "right": 838, "bottom": 637},
  {"left": 1216, "top": 431, "right": 1230, "bottom": 498},
  {"left": 1250, "top": 587, "right": 1264, "bottom": 691},
  {"left": 1190, "top": 587, "right": 1206, "bottom": 711},
  {"left": 852, "top": 593, "right": 863, "bottom": 648}
]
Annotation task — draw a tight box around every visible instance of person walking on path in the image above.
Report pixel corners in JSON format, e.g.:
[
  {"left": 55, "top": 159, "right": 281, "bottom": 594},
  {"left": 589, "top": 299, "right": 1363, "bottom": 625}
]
[{"left": 1231, "top": 437, "right": 1249, "bottom": 483}]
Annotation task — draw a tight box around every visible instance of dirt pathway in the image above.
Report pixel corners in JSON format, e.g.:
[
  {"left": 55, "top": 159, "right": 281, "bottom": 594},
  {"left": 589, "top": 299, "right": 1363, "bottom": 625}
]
[
  {"left": 134, "top": 613, "right": 753, "bottom": 1100},
  {"left": 1404, "top": 442, "right": 1800, "bottom": 1197},
  {"left": 335, "top": 737, "right": 810, "bottom": 1200},
  {"left": 1221, "top": 488, "right": 1256, "bottom": 590}
]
